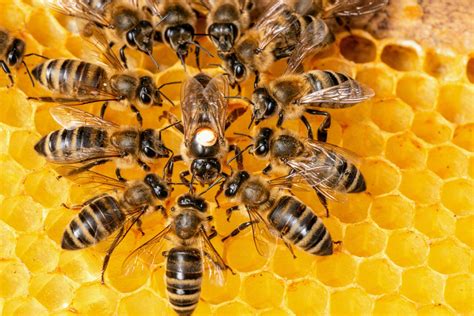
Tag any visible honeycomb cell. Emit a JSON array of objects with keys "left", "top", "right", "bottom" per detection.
[
  {"left": 72, "top": 283, "right": 119, "bottom": 316},
  {"left": 444, "top": 274, "right": 474, "bottom": 314},
  {"left": 0, "top": 261, "right": 30, "bottom": 299},
  {"left": 44, "top": 207, "right": 74, "bottom": 245},
  {"left": 0, "top": 196, "right": 43, "bottom": 232},
  {"left": 467, "top": 57, "right": 474, "bottom": 83},
  {"left": 201, "top": 269, "right": 241, "bottom": 304},
  {"left": 2, "top": 297, "right": 48, "bottom": 316},
  {"left": 400, "top": 170, "right": 442, "bottom": 204},
  {"left": 437, "top": 84, "right": 474, "bottom": 124},
  {"left": 417, "top": 304, "right": 456, "bottom": 316},
  {"left": 371, "top": 98, "right": 414, "bottom": 133},
  {"left": 385, "top": 133, "right": 427, "bottom": 169},
  {"left": 8, "top": 130, "right": 45, "bottom": 169},
  {"left": 193, "top": 301, "right": 212, "bottom": 316},
  {"left": 371, "top": 195, "right": 414, "bottom": 229},
  {"left": 441, "top": 179, "right": 474, "bottom": 215},
  {"left": 356, "top": 258, "right": 400, "bottom": 295},
  {"left": 386, "top": 230, "right": 429, "bottom": 267},
  {"left": 411, "top": 111, "right": 453, "bottom": 145},
  {"left": 330, "top": 288, "right": 372, "bottom": 316},
  {"left": 372, "top": 295, "right": 417, "bottom": 316},
  {"left": 0, "top": 4, "right": 26, "bottom": 30},
  {"left": 0, "top": 88, "right": 33, "bottom": 127},
  {"left": 15, "top": 233, "right": 60, "bottom": 273},
  {"left": 456, "top": 216, "right": 474, "bottom": 248},
  {"left": 287, "top": 280, "right": 328, "bottom": 315},
  {"left": 105, "top": 250, "right": 149, "bottom": 293},
  {"left": 224, "top": 232, "right": 268, "bottom": 273},
  {"left": 242, "top": 272, "right": 284, "bottom": 309},
  {"left": 315, "top": 252, "right": 357, "bottom": 287},
  {"left": 34, "top": 105, "right": 62, "bottom": 135},
  {"left": 339, "top": 35, "right": 376, "bottom": 63},
  {"left": 381, "top": 44, "right": 419, "bottom": 71},
  {"left": 427, "top": 145, "right": 468, "bottom": 179},
  {"left": 328, "top": 193, "right": 371, "bottom": 223},
  {"left": 400, "top": 267, "right": 444, "bottom": 304},
  {"left": 29, "top": 274, "right": 75, "bottom": 312},
  {"left": 214, "top": 301, "right": 254, "bottom": 316},
  {"left": 453, "top": 124, "right": 474, "bottom": 152},
  {"left": 118, "top": 290, "right": 166, "bottom": 316},
  {"left": 271, "top": 245, "right": 315, "bottom": 279},
  {"left": 356, "top": 67, "right": 395, "bottom": 98},
  {"left": 24, "top": 169, "right": 69, "bottom": 208},
  {"left": 26, "top": 9, "right": 68, "bottom": 48},
  {"left": 59, "top": 251, "right": 102, "bottom": 283},
  {"left": 0, "top": 221, "right": 16, "bottom": 259},
  {"left": 396, "top": 74, "right": 438, "bottom": 111},
  {"left": 0, "top": 156, "right": 26, "bottom": 197},
  {"left": 414, "top": 204, "right": 455, "bottom": 238},
  {"left": 424, "top": 49, "right": 463, "bottom": 80},
  {"left": 344, "top": 222, "right": 386, "bottom": 257},
  {"left": 428, "top": 238, "right": 470, "bottom": 274},
  {"left": 342, "top": 123, "right": 385, "bottom": 157}
]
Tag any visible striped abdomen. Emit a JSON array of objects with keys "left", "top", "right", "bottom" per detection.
[
  {"left": 305, "top": 70, "right": 356, "bottom": 108},
  {"left": 62, "top": 195, "right": 125, "bottom": 250},
  {"left": 32, "top": 59, "right": 107, "bottom": 96},
  {"left": 34, "top": 126, "right": 109, "bottom": 163},
  {"left": 267, "top": 195, "right": 333, "bottom": 256},
  {"left": 166, "top": 247, "right": 202, "bottom": 316}
]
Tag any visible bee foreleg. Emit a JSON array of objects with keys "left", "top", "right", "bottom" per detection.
[
  {"left": 262, "top": 163, "right": 273, "bottom": 175},
  {"left": 213, "top": 181, "right": 225, "bottom": 208},
  {"left": 119, "top": 45, "right": 128, "bottom": 69},
  {"left": 300, "top": 115, "right": 314, "bottom": 140},
  {"left": 253, "top": 71, "right": 260, "bottom": 89},
  {"left": 154, "top": 205, "right": 167, "bottom": 219},
  {"left": 315, "top": 189, "right": 330, "bottom": 218},
  {"left": 130, "top": 104, "right": 143, "bottom": 126},
  {"left": 179, "top": 170, "right": 191, "bottom": 187},
  {"left": 194, "top": 43, "right": 201, "bottom": 71},
  {"left": 0, "top": 60, "right": 14, "bottom": 87},
  {"left": 115, "top": 168, "right": 127, "bottom": 182},
  {"left": 276, "top": 111, "right": 285, "bottom": 128},
  {"left": 305, "top": 109, "right": 331, "bottom": 143},
  {"left": 225, "top": 107, "right": 247, "bottom": 131},
  {"left": 207, "top": 226, "right": 217, "bottom": 240},
  {"left": 282, "top": 238, "right": 297, "bottom": 259},
  {"left": 221, "top": 220, "right": 256, "bottom": 242},
  {"left": 164, "top": 155, "right": 183, "bottom": 182},
  {"left": 135, "top": 218, "right": 145, "bottom": 236},
  {"left": 100, "top": 102, "right": 109, "bottom": 119},
  {"left": 228, "top": 144, "right": 243, "bottom": 170},
  {"left": 101, "top": 226, "right": 125, "bottom": 284},
  {"left": 136, "top": 159, "right": 150, "bottom": 172},
  {"left": 225, "top": 205, "right": 240, "bottom": 222}
]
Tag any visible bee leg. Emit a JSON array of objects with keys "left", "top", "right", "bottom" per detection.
[
  {"left": 130, "top": 104, "right": 143, "bottom": 126},
  {"left": 254, "top": 71, "right": 260, "bottom": 88},
  {"left": 300, "top": 115, "right": 314, "bottom": 140},
  {"left": 179, "top": 170, "right": 192, "bottom": 190},
  {"left": 61, "top": 203, "right": 82, "bottom": 210},
  {"left": 276, "top": 111, "right": 285, "bottom": 128},
  {"left": 100, "top": 102, "right": 109, "bottom": 119},
  {"left": 262, "top": 164, "right": 272, "bottom": 175},
  {"left": 315, "top": 190, "right": 330, "bottom": 217},
  {"left": 101, "top": 226, "right": 125, "bottom": 284},
  {"left": 135, "top": 218, "right": 145, "bottom": 236},
  {"left": 305, "top": 109, "right": 331, "bottom": 143},
  {"left": 282, "top": 238, "right": 297, "bottom": 259},
  {"left": 225, "top": 205, "right": 240, "bottom": 222},
  {"left": 162, "top": 250, "right": 169, "bottom": 257},
  {"left": 208, "top": 226, "right": 217, "bottom": 240},
  {"left": 0, "top": 60, "right": 14, "bottom": 87},
  {"left": 66, "top": 159, "right": 110, "bottom": 175},
  {"left": 115, "top": 168, "right": 127, "bottom": 182},
  {"left": 214, "top": 181, "right": 225, "bottom": 208},
  {"left": 137, "top": 159, "right": 151, "bottom": 172},
  {"left": 164, "top": 155, "right": 183, "bottom": 182},
  {"left": 221, "top": 220, "right": 256, "bottom": 241},
  {"left": 119, "top": 45, "right": 128, "bottom": 69},
  {"left": 194, "top": 44, "right": 201, "bottom": 71},
  {"left": 225, "top": 107, "right": 247, "bottom": 130},
  {"left": 228, "top": 144, "right": 244, "bottom": 170},
  {"left": 154, "top": 205, "right": 167, "bottom": 219}
]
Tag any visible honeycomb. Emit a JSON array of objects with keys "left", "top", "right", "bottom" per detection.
[{"left": 0, "top": 1, "right": 473, "bottom": 315}]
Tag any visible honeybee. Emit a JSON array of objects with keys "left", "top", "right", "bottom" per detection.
[
  {"left": 247, "top": 127, "right": 366, "bottom": 216},
  {"left": 217, "top": 170, "right": 333, "bottom": 257},
  {"left": 123, "top": 193, "right": 230, "bottom": 315},
  {"left": 49, "top": 0, "right": 158, "bottom": 68},
  {"left": 34, "top": 106, "right": 171, "bottom": 178},
  {"left": 60, "top": 170, "right": 171, "bottom": 282}
]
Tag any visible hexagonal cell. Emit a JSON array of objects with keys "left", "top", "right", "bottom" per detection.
[
  {"left": 441, "top": 179, "right": 474, "bottom": 215},
  {"left": 328, "top": 101, "right": 373, "bottom": 127},
  {"left": 371, "top": 195, "right": 414, "bottom": 230},
  {"left": 2, "top": 297, "right": 49, "bottom": 316},
  {"left": 59, "top": 251, "right": 102, "bottom": 283},
  {"left": 0, "top": 261, "right": 30, "bottom": 299},
  {"left": 400, "top": 170, "right": 442, "bottom": 204},
  {"left": 9, "top": 130, "right": 45, "bottom": 170},
  {"left": 16, "top": 233, "right": 60, "bottom": 274},
  {"left": 428, "top": 238, "right": 470, "bottom": 274},
  {"left": 356, "top": 67, "right": 395, "bottom": 98},
  {"left": 427, "top": 145, "right": 468, "bottom": 179},
  {"left": 118, "top": 290, "right": 166, "bottom": 316},
  {"left": 411, "top": 111, "right": 453, "bottom": 145},
  {"left": 105, "top": 250, "right": 149, "bottom": 294},
  {"left": 417, "top": 304, "right": 456, "bottom": 316},
  {"left": 437, "top": 84, "right": 474, "bottom": 124},
  {"left": 414, "top": 204, "right": 455, "bottom": 239},
  {"left": 0, "top": 195, "right": 43, "bottom": 232},
  {"left": 456, "top": 216, "right": 474, "bottom": 249},
  {"left": 242, "top": 272, "right": 284, "bottom": 309},
  {"left": 0, "top": 221, "right": 16, "bottom": 259},
  {"left": 0, "top": 5, "right": 26, "bottom": 30},
  {"left": 386, "top": 230, "right": 429, "bottom": 267},
  {"left": 400, "top": 267, "right": 444, "bottom": 305},
  {"left": 0, "top": 88, "right": 32, "bottom": 128},
  {"left": 385, "top": 133, "right": 427, "bottom": 169},
  {"left": 373, "top": 295, "right": 417, "bottom": 316},
  {"left": 396, "top": 73, "right": 438, "bottom": 111},
  {"left": 467, "top": 56, "right": 474, "bottom": 83},
  {"left": 258, "top": 308, "right": 288, "bottom": 316},
  {"left": 287, "top": 280, "right": 328, "bottom": 315},
  {"left": 381, "top": 44, "right": 419, "bottom": 71},
  {"left": 344, "top": 222, "right": 386, "bottom": 257},
  {"left": 315, "top": 252, "right": 357, "bottom": 287},
  {"left": 359, "top": 159, "right": 401, "bottom": 195},
  {"left": 0, "top": 155, "right": 26, "bottom": 197},
  {"left": 371, "top": 98, "right": 414, "bottom": 133},
  {"left": 26, "top": 9, "right": 68, "bottom": 49},
  {"left": 424, "top": 49, "right": 463, "bottom": 80},
  {"left": 329, "top": 193, "right": 371, "bottom": 223},
  {"left": 272, "top": 245, "right": 315, "bottom": 279},
  {"left": 342, "top": 123, "right": 385, "bottom": 157},
  {"left": 201, "top": 269, "right": 240, "bottom": 304},
  {"left": 339, "top": 35, "right": 376, "bottom": 63},
  {"left": 444, "top": 274, "right": 474, "bottom": 314},
  {"left": 29, "top": 274, "right": 75, "bottom": 312},
  {"left": 214, "top": 301, "right": 254, "bottom": 316},
  {"left": 24, "top": 169, "right": 69, "bottom": 208},
  {"left": 357, "top": 258, "right": 400, "bottom": 295},
  {"left": 224, "top": 232, "right": 268, "bottom": 272},
  {"left": 330, "top": 288, "right": 372, "bottom": 315},
  {"left": 72, "top": 283, "right": 119, "bottom": 315},
  {"left": 453, "top": 124, "right": 474, "bottom": 152}
]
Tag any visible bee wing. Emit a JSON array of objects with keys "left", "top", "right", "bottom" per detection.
[
  {"left": 323, "top": 0, "right": 388, "bottom": 17},
  {"left": 46, "top": 0, "right": 112, "bottom": 28},
  {"left": 181, "top": 76, "right": 207, "bottom": 143},
  {"left": 203, "top": 75, "right": 229, "bottom": 141},
  {"left": 122, "top": 224, "right": 172, "bottom": 276},
  {"left": 56, "top": 167, "right": 126, "bottom": 193},
  {"left": 50, "top": 106, "right": 119, "bottom": 130},
  {"left": 297, "top": 78, "right": 374, "bottom": 105},
  {"left": 198, "top": 228, "right": 226, "bottom": 287},
  {"left": 246, "top": 209, "right": 276, "bottom": 258}
]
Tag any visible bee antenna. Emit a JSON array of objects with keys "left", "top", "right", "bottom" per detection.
[
  {"left": 191, "top": 41, "right": 214, "bottom": 58},
  {"left": 199, "top": 175, "right": 227, "bottom": 196},
  {"left": 178, "top": 53, "right": 187, "bottom": 72},
  {"left": 22, "top": 61, "right": 35, "bottom": 87},
  {"left": 157, "top": 81, "right": 180, "bottom": 107},
  {"left": 206, "top": 63, "right": 225, "bottom": 71},
  {"left": 225, "top": 95, "right": 254, "bottom": 106},
  {"left": 233, "top": 132, "right": 254, "bottom": 140},
  {"left": 147, "top": 52, "right": 160, "bottom": 70},
  {"left": 248, "top": 113, "right": 255, "bottom": 129},
  {"left": 227, "top": 144, "right": 253, "bottom": 166}
]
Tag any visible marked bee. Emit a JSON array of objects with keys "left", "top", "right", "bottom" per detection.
[
  {"left": 49, "top": 0, "right": 158, "bottom": 68},
  {"left": 60, "top": 170, "right": 171, "bottom": 282},
  {"left": 34, "top": 106, "right": 171, "bottom": 178},
  {"left": 123, "top": 193, "right": 230, "bottom": 315}
]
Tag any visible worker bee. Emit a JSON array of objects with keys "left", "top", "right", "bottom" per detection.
[
  {"left": 34, "top": 106, "right": 171, "bottom": 178},
  {"left": 217, "top": 170, "right": 333, "bottom": 257},
  {"left": 123, "top": 193, "right": 230, "bottom": 315},
  {"left": 247, "top": 127, "right": 366, "bottom": 216},
  {"left": 60, "top": 170, "right": 171, "bottom": 282}
]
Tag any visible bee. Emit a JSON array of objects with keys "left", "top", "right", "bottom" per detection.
[
  {"left": 123, "top": 193, "right": 230, "bottom": 315},
  {"left": 60, "top": 170, "right": 172, "bottom": 282},
  {"left": 50, "top": 0, "right": 158, "bottom": 68},
  {"left": 34, "top": 106, "right": 171, "bottom": 179},
  {"left": 218, "top": 170, "right": 333, "bottom": 257},
  {"left": 247, "top": 127, "right": 366, "bottom": 216}
]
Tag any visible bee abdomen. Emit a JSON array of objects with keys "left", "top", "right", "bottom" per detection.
[
  {"left": 268, "top": 196, "right": 333, "bottom": 256},
  {"left": 166, "top": 247, "right": 202, "bottom": 316},
  {"left": 305, "top": 70, "right": 354, "bottom": 109},
  {"left": 327, "top": 152, "right": 366, "bottom": 193},
  {"left": 61, "top": 195, "right": 125, "bottom": 250}
]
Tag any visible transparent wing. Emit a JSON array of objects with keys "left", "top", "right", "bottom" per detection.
[
  {"left": 46, "top": 148, "right": 123, "bottom": 165},
  {"left": 246, "top": 209, "right": 276, "bottom": 258},
  {"left": 55, "top": 167, "right": 126, "bottom": 191},
  {"left": 203, "top": 75, "right": 229, "bottom": 141},
  {"left": 298, "top": 78, "right": 374, "bottom": 105},
  {"left": 46, "top": 0, "right": 111, "bottom": 28},
  {"left": 323, "top": 0, "right": 388, "bottom": 17},
  {"left": 122, "top": 224, "right": 172, "bottom": 276},
  {"left": 199, "top": 227, "right": 226, "bottom": 287},
  {"left": 50, "top": 106, "right": 119, "bottom": 129},
  {"left": 180, "top": 75, "right": 207, "bottom": 143}
]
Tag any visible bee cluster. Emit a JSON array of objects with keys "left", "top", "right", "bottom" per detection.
[{"left": 2, "top": 0, "right": 388, "bottom": 314}]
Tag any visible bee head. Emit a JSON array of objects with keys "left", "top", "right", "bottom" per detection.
[
  {"left": 177, "top": 194, "right": 208, "bottom": 213},
  {"left": 208, "top": 23, "right": 238, "bottom": 52},
  {"left": 191, "top": 158, "right": 221, "bottom": 185},
  {"left": 144, "top": 173, "right": 170, "bottom": 200},
  {"left": 7, "top": 38, "right": 25, "bottom": 67},
  {"left": 126, "top": 20, "right": 154, "bottom": 54},
  {"left": 164, "top": 24, "right": 194, "bottom": 61},
  {"left": 139, "top": 129, "right": 170, "bottom": 160},
  {"left": 253, "top": 127, "right": 274, "bottom": 157},
  {"left": 137, "top": 76, "right": 161, "bottom": 106},
  {"left": 224, "top": 171, "right": 250, "bottom": 197},
  {"left": 252, "top": 87, "right": 277, "bottom": 124},
  {"left": 219, "top": 52, "right": 246, "bottom": 82}
]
